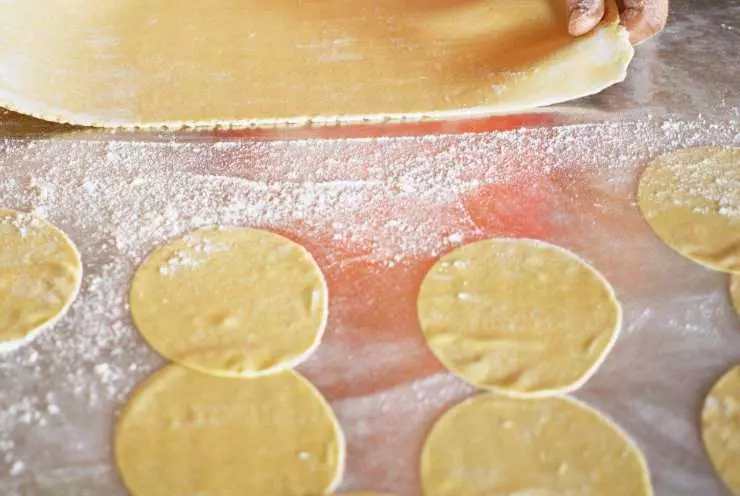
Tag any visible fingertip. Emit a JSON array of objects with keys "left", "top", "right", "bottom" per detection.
[
  {"left": 568, "top": 13, "right": 601, "bottom": 37},
  {"left": 567, "top": 1, "right": 606, "bottom": 37},
  {"left": 623, "top": 6, "right": 666, "bottom": 45}
]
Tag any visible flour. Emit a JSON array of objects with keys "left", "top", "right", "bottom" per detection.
[
  {"left": 0, "top": 210, "right": 43, "bottom": 238},
  {"left": 0, "top": 117, "right": 738, "bottom": 492}
]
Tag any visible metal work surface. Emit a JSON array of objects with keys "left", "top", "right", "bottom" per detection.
[{"left": 1, "top": 1, "right": 739, "bottom": 495}]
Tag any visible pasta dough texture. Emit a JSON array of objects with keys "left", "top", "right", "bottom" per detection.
[
  {"left": 0, "top": 209, "right": 82, "bottom": 352},
  {"left": 0, "top": 0, "right": 632, "bottom": 127},
  {"left": 638, "top": 147, "right": 740, "bottom": 273},
  {"left": 115, "top": 365, "right": 345, "bottom": 496},
  {"left": 702, "top": 365, "right": 740, "bottom": 496},
  {"left": 129, "top": 227, "right": 327, "bottom": 378},
  {"left": 417, "top": 238, "right": 621, "bottom": 397},
  {"left": 421, "top": 394, "right": 652, "bottom": 496}
]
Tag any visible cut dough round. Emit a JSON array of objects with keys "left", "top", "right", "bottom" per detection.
[
  {"left": 0, "top": 209, "right": 82, "bottom": 352},
  {"left": 702, "top": 365, "right": 740, "bottom": 496},
  {"left": 129, "top": 227, "right": 328, "bottom": 378},
  {"left": 417, "top": 238, "right": 621, "bottom": 397},
  {"left": 731, "top": 275, "right": 740, "bottom": 317},
  {"left": 115, "top": 365, "right": 345, "bottom": 496},
  {"left": 0, "top": 0, "right": 632, "bottom": 127},
  {"left": 421, "top": 394, "right": 652, "bottom": 496},
  {"left": 638, "top": 147, "right": 740, "bottom": 273}
]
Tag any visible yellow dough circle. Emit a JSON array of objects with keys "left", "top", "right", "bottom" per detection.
[
  {"left": 702, "top": 365, "right": 740, "bottom": 496},
  {"left": 129, "top": 227, "right": 328, "bottom": 378},
  {"left": 638, "top": 147, "right": 740, "bottom": 273},
  {"left": 421, "top": 394, "right": 652, "bottom": 496},
  {"left": 0, "top": 209, "right": 82, "bottom": 352},
  {"left": 0, "top": 0, "right": 631, "bottom": 127},
  {"left": 417, "top": 238, "right": 621, "bottom": 397},
  {"left": 731, "top": 275, "right": 740, "bottom": 318},
  {"left": 115, "top": 365, "right": 345, "bottom": 496}
]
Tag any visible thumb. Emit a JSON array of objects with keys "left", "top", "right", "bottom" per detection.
[{"left": 567, "top": 0, "right": 606, "bottom": 36}]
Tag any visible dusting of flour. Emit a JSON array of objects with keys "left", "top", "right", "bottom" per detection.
[{"left": 0, "top": 117, "right": 738, "bottom": 494}]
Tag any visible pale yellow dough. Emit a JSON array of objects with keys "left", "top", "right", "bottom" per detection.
[
  {"left": 129, "top": 227, "right": 328, "bottom": 378},
  {"left": 115, "top": 364, "right": 345, "bottom": 496},
  {"left": 417, "top": 238, "right": 621, "bottom": 397},
  {"left": 0, "top": 209, "right": 82, "bottom": 352},
  {"left": 702, "top": 365, "right": 740, "bottom": 496},
  {"left": 0, "top": 0, "right": 632, "bottom": 127},
  {"left": 732, "top": 275, "right": 740, "bottom": 317},
  {"left": 638, "top": 147, "right": 740, "bottom": 273},
  {"left": 421, "top": 394, "right": 652, "bottom": 496}
]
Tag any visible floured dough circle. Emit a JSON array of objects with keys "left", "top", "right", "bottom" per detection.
[
  {"left": 0, "top": 209, "right": 82, "bottom": 352},
  {"left": 421, "top": 394, "right": 652, "bottom": 496},
  {"left": 129, "top": 227, "right": 328, "bottom": 378},
  {"left": 702, "top": 365, "right": 740, "bottom": 496},
  {"left": 417, "top": 238, "right": 621, "bottom": 397},
  {"left": 731, "top": 275, "right": 740, "bottom": 318},
  {"left": 638, "top": 147, "right": 740, "bottom": 273},
  {"left": 115, "top": 365, "right": 345, "bottom": 496}
]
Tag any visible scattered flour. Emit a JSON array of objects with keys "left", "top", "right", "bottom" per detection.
[{"left": 0, "top": 116, "right": 737, "bottom": 493}]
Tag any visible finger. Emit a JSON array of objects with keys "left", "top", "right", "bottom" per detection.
[
  {"left": 621, "top": 0, "right": 669, "bottom": 44},
  {"left": 567, "top": 0, "right": 606, "bottom": 37}
]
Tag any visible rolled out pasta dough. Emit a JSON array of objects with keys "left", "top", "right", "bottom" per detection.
[
  {"left": 114, "top": 365, "right": 345, "bottom": 496},
  {"left": 702, "top": 365, "right": 740, "bottom": 496},
  {"left": 129, "top": 227, "right": 328, "bottom": 378},
  {"left": 638, "top": 147, "right": 740, "bottom": 273},
  {"left": 0, "top": 0, "right": 632, "bottom": 127},
  {"left": 0, "top": 209, "right": 82, "bottom": 352},
  {"left": 417, "top": 238, "right": 621, "bottom": 397},
  {"left": 421, "top": 394, "right": 652, "bottom": 496}
]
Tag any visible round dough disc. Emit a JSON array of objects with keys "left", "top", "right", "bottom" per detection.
[
  {"left": 130, "top": 227, "right": 328, "bottom": 377},
  {"left": 638, "top": 147, "right": 740, "bottom": 273},
  {"left": 731, "top": 275, "right": 740, "bottom": 318},
  {"left": 115, "top": 365, "right": 345, "bottom": 496},
  {"left": 417, "top": 238, "right": 621, "bottom": 397},
  {"left": 0, "top": 209, "right": 82, "bottom": 352},
  {"left": 702, "top": 365, "right": 740, "bottom": 496},
  {"left": 421, "top": 394, "right": 652, "bottom": 496}
]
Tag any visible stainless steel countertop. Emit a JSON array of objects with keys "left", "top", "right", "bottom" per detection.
[{"left": 1, "top": 1, "right": 739, "bottom": 495}]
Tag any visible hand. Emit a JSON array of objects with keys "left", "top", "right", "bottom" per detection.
[{"left": 567, "top": 0, "right": 669, "bottom": 44}]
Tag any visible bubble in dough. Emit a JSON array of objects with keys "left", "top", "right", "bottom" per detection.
[
  {"left": 417, "top": 238, "right": 621, "bottom": 397},
  {"left": 421, "top": 394, "right": 652, "bottom": 496},
  {"left": 0, "top": 0, "right": 632, "bottom": 127},
  {"left": 638, "top": 147, "right": 740, "bottom": 273},
  {"left": 115, "top": 364, "right": 345, "bottom": 496},
  {"left": 0, "top": 209, "right": 82, "bottom": 352},
  {"left": 129, "top": 227, "right": 328, "bottom": 378},
  {"left": 702, "top": 365, "right": 740, "bottom": 496},
  {"left": 731, "top": 275, "right": 740, "bottom": 318}
]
